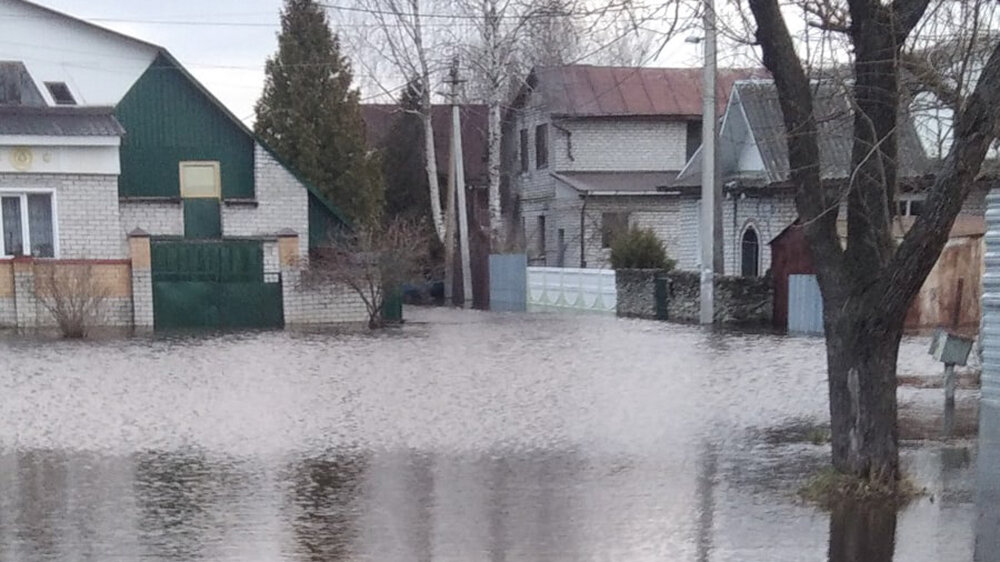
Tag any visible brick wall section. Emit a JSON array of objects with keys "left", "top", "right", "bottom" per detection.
[
  {"left": 0, "top": 173, "right": 126, "bottom": 259},
  {"left": 553, "top": 120, "right": 689, "bottom": 172},
  {"left": 722, "top": 193, "right": 797, "bottom": 276},
  {"left": 281, "top": 267, "right": 369, "bottom": 325},
  {"left": 120, "top": 201, "right": 184, "bottom": 237},
  {"left": 225, "top": 144, "right": 309, "bottom": 259}
]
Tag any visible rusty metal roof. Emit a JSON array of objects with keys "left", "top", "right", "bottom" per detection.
[
  {"left": 0, "top": 106, "right": 124, "bottom": 136},
  {"left": 527, "top": 65, "right": 769, "bottom": 117}
]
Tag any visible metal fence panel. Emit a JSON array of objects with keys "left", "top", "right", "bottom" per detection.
[
  {"left": 489, "top": 254, "right": 527, "bottom": 312},
  {"left": 976, "top": 190, "right": 1000, "bottom": 559},
  {"left": 788, "top": 274, "right": 824, "bottom": 335},
  {"left": 527, "top": 266, "right": 616, "bottom": 314}
]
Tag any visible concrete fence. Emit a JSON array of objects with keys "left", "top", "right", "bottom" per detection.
[
  {"left": 527, "top": 266, "right": 617, "bottom": 314},
  {"left": 614, "top": 269, "right": 772, "bottom": 325}
]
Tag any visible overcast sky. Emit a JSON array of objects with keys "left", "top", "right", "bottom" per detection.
[
  {"left": 35, "top": 0, "right": 707, "bottom": 126},
  {"left": 39, "top": 0, "right": 289, "bottom": 125}
]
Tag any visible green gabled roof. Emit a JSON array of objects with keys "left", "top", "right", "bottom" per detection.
[
  {"left": 13, "top": 0, "right": 351, "bottom": 230},
  {"left": 150, "top": 51, "right": 352, "bottom": 229}
]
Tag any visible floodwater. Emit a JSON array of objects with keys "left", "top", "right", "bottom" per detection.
[{"left": 0, "top": 308, "right": 982, "bottom": 561}]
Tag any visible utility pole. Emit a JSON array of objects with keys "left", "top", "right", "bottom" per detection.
[
  {"left": 699, "top": 0, "right": 718, "bottom": 325},
  {"left": 447, "top": 57, "right": 473, "bottom": 308}
]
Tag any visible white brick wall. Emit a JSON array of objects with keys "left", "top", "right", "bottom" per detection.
[
  {"left": 120, "top": 201, "right": 183, "bottom": 237},
  {"left": 0, "top": 173, "right": 126, "bottom": 259},
  {"left": 0, "top": 297, "right": 13, "bottom": 327},
  {"left": 131, "top": 268, "right": 153, "bottom": 329},
  {"left": 227, "top": 144, "right": 309, "bottom": 258},
  {"left": 282, "top": 267, "right": 369, "bottom": 325},
  {"left": 721, "top": 193, "right": 797, "bottom": 276},
  {"left": 553, "top": 120, "right": 690, "bottom": 172}
]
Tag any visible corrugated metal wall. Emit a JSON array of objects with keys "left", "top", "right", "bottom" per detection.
[
  {"left": 976, "top": 190, "right": 1000, "bottom": 557},
  {"left": 788, "top": 274, "right": 824, "bottom": 336},
  {"left": 115, "top": 54, "right": 255, "bottom": 199}
]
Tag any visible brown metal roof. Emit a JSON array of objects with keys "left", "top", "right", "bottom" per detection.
[
  {"left": 361, "top": 104, "right": 489, "bottom": 185},
  {"left": 528, "top": 65, "right": 769, "bottom": 117}
]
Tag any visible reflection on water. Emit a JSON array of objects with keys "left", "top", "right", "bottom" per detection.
[
  {"left": 0, "top": 308, "right": 983, "bottom": 560},
  {"left": 828, "top": 503, "right": 896, "bottom": 562}
]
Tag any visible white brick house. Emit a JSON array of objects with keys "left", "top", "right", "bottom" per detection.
[
  {"left": 0, "top": 0, "right": 367, "bottom": 330},
  {"left": 504, "top": 65, "right": 765, "bottom": 269}
]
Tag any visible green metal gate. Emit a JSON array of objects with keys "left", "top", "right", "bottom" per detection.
[{"left": 151, "top": 239, "right": 283, "bottom": 329}]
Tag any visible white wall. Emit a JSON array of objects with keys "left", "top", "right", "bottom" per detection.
[
  {"left": 0, "top": 0, "right": 157, "bottom": 106},
  {"left": 0, "top": 143, "right": 119, "bottom": 175},
  {"left": 0, "top": 172, "right": 126, "bottom": 259},
  {"left": 553, "top": 120, "right": 690, "bottom": 172}
]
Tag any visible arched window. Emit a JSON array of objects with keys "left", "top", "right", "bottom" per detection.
[{"left": 742, "top": 227, "right": 760, "bottom": 277}]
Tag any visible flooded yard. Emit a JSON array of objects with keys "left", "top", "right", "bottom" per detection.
[{"left": 0, "top": 308, "right": 981, "bottom": 560}]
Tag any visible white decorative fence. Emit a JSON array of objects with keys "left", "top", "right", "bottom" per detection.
[{"left": 527, "top": 267, "right": 617, "bottom": 314}]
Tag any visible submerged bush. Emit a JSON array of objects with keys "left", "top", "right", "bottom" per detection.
[{"left": 609, "top": 227, "right": 675, "bottom": 270}]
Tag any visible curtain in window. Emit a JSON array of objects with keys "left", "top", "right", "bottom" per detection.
[
  {"left": 1, "top": 197, "right": 22, "bottom": 256},
  {"left": 28, "top": 194, "right": 53, "bottom": 257}
]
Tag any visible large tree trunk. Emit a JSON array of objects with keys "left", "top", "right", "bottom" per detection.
[{"left": 825, "top": 300, "right": 903, "bottom": 479}]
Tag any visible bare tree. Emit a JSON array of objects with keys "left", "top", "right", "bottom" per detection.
[
  {"left": 340, "top": 0, "right": 449, "bottom": 244},
  {"left": 743, "top": 0, "right": 1000, "bottom": 485},
  {"left": 311, "top": 218, "right": 431, "bottom": 329},
  {"left": 35, "top": 263, "right": 110, "bottom": 338}
]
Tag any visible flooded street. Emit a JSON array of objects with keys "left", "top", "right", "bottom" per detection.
[{"left": 0, "top": 308, "right": 980, "bottom": 561}]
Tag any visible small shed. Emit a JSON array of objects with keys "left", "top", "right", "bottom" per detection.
[
  {"left": 770, "top": 216, "right": 985, "bottom": 333},
  {"left": 769, "top": 222, "right": 815, "bottom": 331}
]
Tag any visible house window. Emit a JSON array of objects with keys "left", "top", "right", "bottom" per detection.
[
  {"left": 179, "top": 161, "right": 222, "bottom": 198},
  {"left": 742, "top": 226, "right": 760, "bottom": 277},
  {"left": 602, "top": 212, "right": 629, "bottom": 248},
  {"left": 535, "top": 124, "right": 549, "bottom": 169},
  {"left": 44, "top": 82, "right": 76, "bottom": 105},
  {"left": 897, "top": 195, "right": 926, "bottom": 216},
  {"left": 0, "top": 192, "right": 55, "bottom": 258},
  {"left": 519, "top": 129, "right": 529, "bottom": 172},
  {"left": 686, "top": 120, "right": 702, "bottom": 161}
]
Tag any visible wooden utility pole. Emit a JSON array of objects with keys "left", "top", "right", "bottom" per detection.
[
  {"left": 447, "top": 57, "right": 473, "bottom": 308},
  {"left": 699, "top": 0, "right": 718, "bottom": 325}
]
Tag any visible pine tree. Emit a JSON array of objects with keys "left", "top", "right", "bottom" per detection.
[
  {"left": 255, "top": 0, "right": 383, "bottom": 226},
  {"left": 381, "top": 79, "right": 430, "bottom": 221}
]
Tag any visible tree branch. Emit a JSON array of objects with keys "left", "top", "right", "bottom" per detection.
[{"left": 748, "top": 0, "right": 847, "bottom": 293}]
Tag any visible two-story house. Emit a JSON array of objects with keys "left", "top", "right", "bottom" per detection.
[{"left": 504, "top": 65, "right": 765, "bottom": 268}]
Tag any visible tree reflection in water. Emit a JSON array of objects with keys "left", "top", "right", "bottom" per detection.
[{"left": 828, "top": 501, "right": 897, "bottom": 562}]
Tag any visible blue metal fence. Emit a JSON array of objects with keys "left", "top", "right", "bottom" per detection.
[
  {"left": 489, "top": 254, "right": 527, "bottom": 312},
  {"left": 788, "top": 274, "right": 824, "bottom": 336}
]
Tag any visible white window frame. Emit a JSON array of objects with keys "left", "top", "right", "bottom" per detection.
[
  {"left": 0, "top": 188, "right": 59, "bottom": 259},
  {"left": 896, "top": 193, "right": 927, "bottom": 217},
  {"left": 179, "top": 160, "right": 222, "bottom": 199}
]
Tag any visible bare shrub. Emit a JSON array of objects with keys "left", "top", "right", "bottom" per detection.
[
  {"left": 310, "top": 218, "right": 431, "bottom": 329},
  {"left": 35, "top": 263, "right": 109, "bottom": 338}
]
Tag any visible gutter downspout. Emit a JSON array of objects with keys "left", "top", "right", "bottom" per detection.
[{"left": 580, "top": 191, "right": 589, "bottom": 268}]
